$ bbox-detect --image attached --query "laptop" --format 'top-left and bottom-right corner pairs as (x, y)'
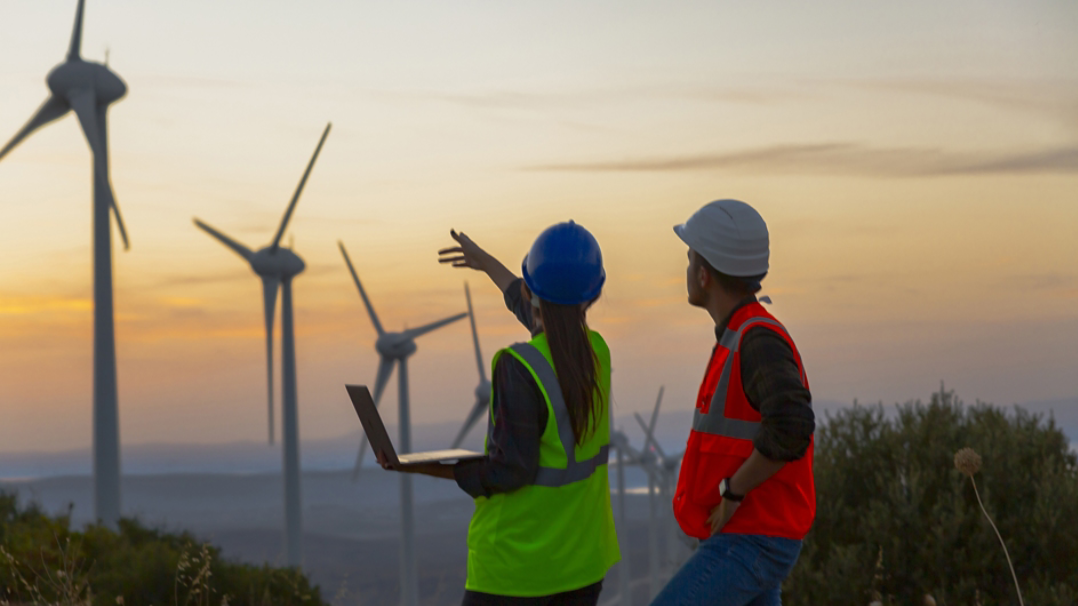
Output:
(346, 384), (484, 469)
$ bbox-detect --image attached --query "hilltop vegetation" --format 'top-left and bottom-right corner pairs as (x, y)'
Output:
(3, 388), (1076, 605)
(786, 388), (1078, 606)
(0, 496), (324, 606)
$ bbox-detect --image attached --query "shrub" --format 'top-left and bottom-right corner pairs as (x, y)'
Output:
(0, 494), (324, 606)
(785, 386), (1078, 606)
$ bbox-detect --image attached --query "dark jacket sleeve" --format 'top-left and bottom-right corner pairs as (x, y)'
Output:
(502, 277), (537, 333)
(740, 326), (815, 462)
(453, 353), (547, 499)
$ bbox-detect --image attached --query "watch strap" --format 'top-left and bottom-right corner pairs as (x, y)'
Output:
(721, 477), (745, 502)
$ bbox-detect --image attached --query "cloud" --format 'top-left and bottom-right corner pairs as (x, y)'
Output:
(366, 83), (792, 111)
(137, 75), (254, 91)
(143, 270), (251, 290)
(829, 78), (1078, 131)
(529, 143), (1078, 177)
(0, 296), (91, 315)
(1007, 272), (1078, 293)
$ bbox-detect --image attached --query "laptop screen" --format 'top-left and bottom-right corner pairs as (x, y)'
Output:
(346, 384), (398, 466)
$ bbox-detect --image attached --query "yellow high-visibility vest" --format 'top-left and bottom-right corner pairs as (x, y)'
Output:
(465, 330), (620, 597)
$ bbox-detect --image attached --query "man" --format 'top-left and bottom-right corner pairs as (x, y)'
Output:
(651, 199), (815, 606)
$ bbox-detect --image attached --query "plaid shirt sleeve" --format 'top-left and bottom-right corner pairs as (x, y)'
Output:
(453, 347), (548, 499)
(501, 277), (537, 334)
(740, 326), (815, 462)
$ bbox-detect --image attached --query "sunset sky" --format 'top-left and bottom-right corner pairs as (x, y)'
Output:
(1, 0), (1076, 456)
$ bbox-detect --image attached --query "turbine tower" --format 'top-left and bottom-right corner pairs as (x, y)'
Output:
(193, 122), (331, 567)
(0, 0), (130, 527)
(338, 242), (466, 606)
(451, 282), (491, 449)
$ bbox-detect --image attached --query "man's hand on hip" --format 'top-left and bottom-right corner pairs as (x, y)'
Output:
(708, 498), (740, 536)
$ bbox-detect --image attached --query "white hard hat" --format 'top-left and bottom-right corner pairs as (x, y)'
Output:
(674, 199), (769, 277)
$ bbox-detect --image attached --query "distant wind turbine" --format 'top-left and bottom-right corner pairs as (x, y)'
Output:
(0, 0), (130, 527)
(634, 386), (690, 575)
(193, 122), (332, 567)
(338, 242), (466, 606)
(451, 283), (491, 449)
(629, 386), (674, 599)
(610, 428), (648, 606)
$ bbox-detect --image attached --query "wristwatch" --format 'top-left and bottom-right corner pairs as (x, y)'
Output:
(719, 477), (745, 502)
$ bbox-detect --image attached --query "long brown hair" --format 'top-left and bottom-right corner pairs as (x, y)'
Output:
(527, 284), (603, 446)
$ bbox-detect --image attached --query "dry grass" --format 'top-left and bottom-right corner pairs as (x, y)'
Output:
(0, 537), (90, 606)
(1, 537), (242, 606)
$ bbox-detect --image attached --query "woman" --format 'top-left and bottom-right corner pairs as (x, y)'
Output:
(380, 222), (620, 605)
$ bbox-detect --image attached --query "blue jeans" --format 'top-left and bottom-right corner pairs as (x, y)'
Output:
(649, 534), (802, 606)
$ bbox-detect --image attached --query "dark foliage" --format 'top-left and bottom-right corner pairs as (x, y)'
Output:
(0, 494), (324, 606)
(784, 387), (1078, 606)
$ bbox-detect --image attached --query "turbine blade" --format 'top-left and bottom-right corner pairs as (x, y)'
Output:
(68, 0), (86, 60)
(193, 219), (255, 262)
(372, 357), (394, 407)
(338, 241), (384, 336)
(634, 412), (650, 439)
(262, 277), (280, 445)
(68, 89), (102, 166)
(0, 97), (69, 162)
(95, 105), (129, 250)
(403, 312), (468, 340)
(69, 90), (130, 251)
(465, 283), (486, 382)
(451, 397), (488, 450)
(648, 385), (664, 434)
(634, 411), (668, 460)
(270, 122), (331, 252)
(109, 190), (130, 250)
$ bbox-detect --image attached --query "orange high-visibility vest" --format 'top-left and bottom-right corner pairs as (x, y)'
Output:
(673, 302), (815, 540)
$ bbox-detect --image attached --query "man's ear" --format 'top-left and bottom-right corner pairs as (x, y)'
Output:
(697, 263), (710, 289)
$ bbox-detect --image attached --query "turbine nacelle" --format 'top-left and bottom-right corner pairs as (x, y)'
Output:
(251, 246), (305, 278)
(474, 381), (491, 407)
(47, 60), (126, 104)
(375, 333), (418, 359)
(610, 430), (630, 450)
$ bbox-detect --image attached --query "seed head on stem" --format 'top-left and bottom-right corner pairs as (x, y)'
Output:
(954, 447), (1024, 606)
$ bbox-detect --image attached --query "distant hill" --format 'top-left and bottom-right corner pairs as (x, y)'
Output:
(2, 398), (1072, 479)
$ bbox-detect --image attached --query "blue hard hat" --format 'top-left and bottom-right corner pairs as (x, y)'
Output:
(521, 221), (605, 306)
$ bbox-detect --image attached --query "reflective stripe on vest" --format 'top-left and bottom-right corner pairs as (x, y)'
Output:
(507, 342), (610, 488)
(692, 317), (791, 440)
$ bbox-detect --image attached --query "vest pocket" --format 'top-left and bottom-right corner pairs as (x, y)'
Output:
(696, 432), (754, 458)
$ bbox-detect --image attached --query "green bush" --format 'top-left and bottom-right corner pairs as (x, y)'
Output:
(785, 387), (1078, 606)
(0, 494), (324, 606)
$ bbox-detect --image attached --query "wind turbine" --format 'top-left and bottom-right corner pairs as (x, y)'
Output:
(338, 242), (467, 606)
(634, 387), (691, 576)
(610, 428), (648, 606)
(193, 122), (332, 567)
(610, 388), (671, 606)
(0, 0), (130, 527)
(450, 282), (491, 449)
(631, 387), (666, 601)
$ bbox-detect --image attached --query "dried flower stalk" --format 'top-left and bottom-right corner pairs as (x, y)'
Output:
(955, 447), (1024, 606)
